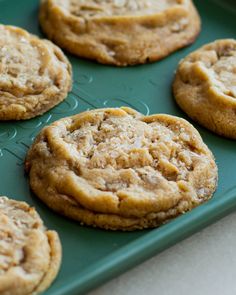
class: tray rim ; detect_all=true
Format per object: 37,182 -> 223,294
47,185 -> 236,295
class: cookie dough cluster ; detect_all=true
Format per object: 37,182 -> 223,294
4,0 -> 236,293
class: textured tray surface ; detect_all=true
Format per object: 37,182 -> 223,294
0,1 -> 236,294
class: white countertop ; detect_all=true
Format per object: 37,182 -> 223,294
89,212 -> 236,295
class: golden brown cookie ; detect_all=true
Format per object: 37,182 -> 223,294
0,25 -> 72,120
173,39 -> 236,139
25,107 -> 218,231
39,0 -> 201,66
0,197 -> 62,295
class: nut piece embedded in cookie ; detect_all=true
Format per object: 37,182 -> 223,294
0,197 -> 62,295
0,25 -> 72,120
173,39 -> 236,139
39,0 -> 201,66
25,107 -> 218,231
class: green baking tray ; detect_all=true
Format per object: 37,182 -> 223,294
0,1 -> 236,294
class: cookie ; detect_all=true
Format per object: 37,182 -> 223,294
173,39 -> 236,139
25,107 -> 217,231
39,0 -> 201,66
0,197 -> 62,295
0,25 -> 72,120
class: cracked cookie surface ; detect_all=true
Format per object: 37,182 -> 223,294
0,25 -> 72,120
39,0 -> 201,66
173,39 -> 236,139
0,197 -> 61,295
25,107 -> 217,230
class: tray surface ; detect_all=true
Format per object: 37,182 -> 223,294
0,1 -> 236,294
